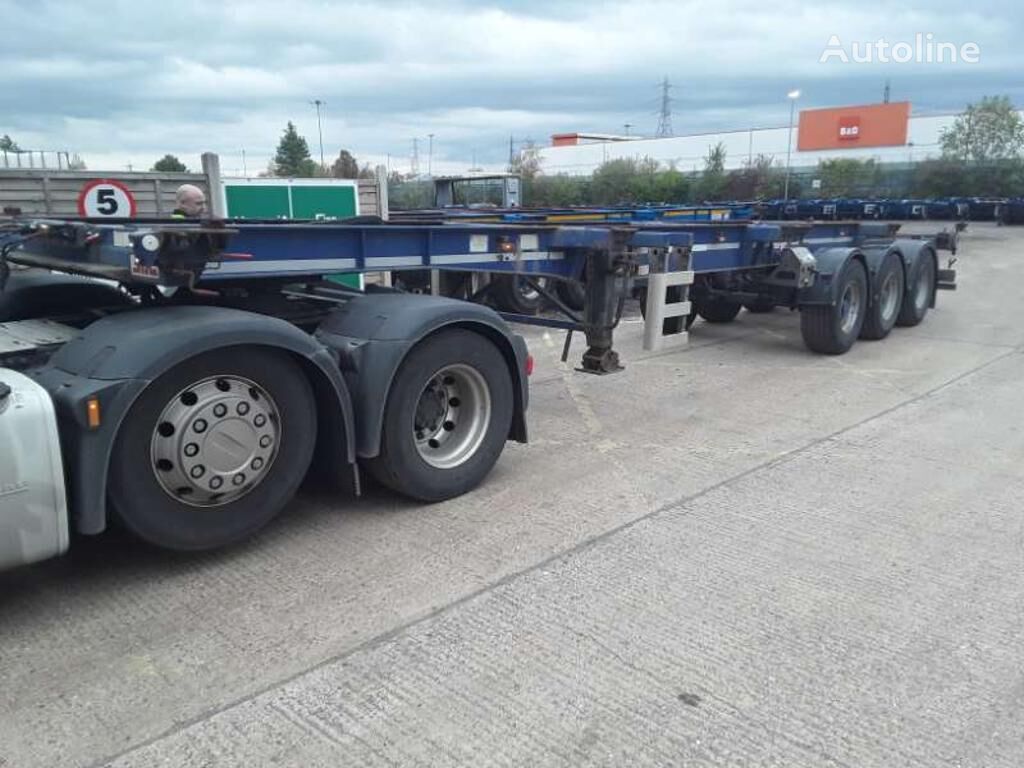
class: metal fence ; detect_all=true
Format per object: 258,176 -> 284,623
1,149 -> 85,171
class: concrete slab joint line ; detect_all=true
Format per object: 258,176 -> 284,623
86,344 -> 1018,768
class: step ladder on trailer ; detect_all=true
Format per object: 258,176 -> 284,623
640,242 -> 693,352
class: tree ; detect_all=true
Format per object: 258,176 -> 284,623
725,154 -> 784,200
274,121 -> 317,177
940,96 -> 1024,165
816,158 -> 881,197
152,154 -> 187,172
0,134 -> 19,152
527,173 -> 587,207
590,158 -> 644,205
330,149 -> 360,179
510,143 -> 542,180
695,142 -> 728,201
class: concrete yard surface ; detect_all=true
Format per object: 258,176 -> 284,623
2,222 -> 1023,767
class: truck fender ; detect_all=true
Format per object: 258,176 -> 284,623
315,293 -> 529,459
797,247 -> 868,307
888,239 -> 939,309
33,305 -> 356,535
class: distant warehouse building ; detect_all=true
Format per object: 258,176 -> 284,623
535,102 -> 1007,176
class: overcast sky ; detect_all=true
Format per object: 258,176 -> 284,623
3,0 -> 1021,175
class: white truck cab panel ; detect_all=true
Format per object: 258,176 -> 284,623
0,368 -> 69,570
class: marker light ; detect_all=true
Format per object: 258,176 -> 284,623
86,397 -> 101,429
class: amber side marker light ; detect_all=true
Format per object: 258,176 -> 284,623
86,397 -> 102,429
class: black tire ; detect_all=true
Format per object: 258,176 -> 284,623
108,347 -> 316,551
491,274 -> 546,314
743,298 -> 776,314
800,259 -> 868,354
555,279 -> 586,311
696,296 -> 742,324
637,285 -> 696,333
860,252 -> 905,340
365,329 -> 514,502
895,253 -> 936,327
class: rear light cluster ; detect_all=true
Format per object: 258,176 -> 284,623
525,355 -> 534,376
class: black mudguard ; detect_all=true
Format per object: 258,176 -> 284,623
315,293 -> 529,459
33,305 -> 356,535
797,247 -> 868,307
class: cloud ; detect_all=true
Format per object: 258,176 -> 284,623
2,0 -> 1021,173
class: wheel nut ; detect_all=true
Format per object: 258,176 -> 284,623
259,435 -> 272,448
251,457 -> 264,470
254,414 -> 266,427
194,419 -> 208,433
184,443 -> 199,457
233,473 -> 245,486
210,476 -> 223,490
190,465 -> 206,479
213,403 -> 227,417
237,402 -> 250,416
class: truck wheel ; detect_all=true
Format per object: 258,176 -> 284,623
696,297 -> 742,323
743,298 -> 776,314
366,329 -> 513,502
800,259 -> 867,354
108,347 -> 316,551
860,253 -> 905,340
895,252 -> 936,327
555,279 -> 586,311
491,275 -> 546,315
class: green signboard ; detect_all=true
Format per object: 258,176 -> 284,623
222,180 -> 358,220
221,179 -> 361,287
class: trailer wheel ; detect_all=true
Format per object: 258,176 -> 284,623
696,297 -> 742,323
895,252 -> 936,327
555,279 -> 586,311
491,275 -> 547,315
366,329 -> 513,501
800,259 -> 867,354
108,347 -> 316,551
743,298 -> 776,314
860,253 -> 905,340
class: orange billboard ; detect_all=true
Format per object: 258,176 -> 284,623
797,101 -> 910,151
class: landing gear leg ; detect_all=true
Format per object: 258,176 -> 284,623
579,233 -> 631,375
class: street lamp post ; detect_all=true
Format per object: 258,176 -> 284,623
783,89 -> 800,202
310,99 -> 326,169
428,133 -> 434,178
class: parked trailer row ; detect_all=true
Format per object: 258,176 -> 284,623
747,196 -> 1011,223
0,214 -> 956,570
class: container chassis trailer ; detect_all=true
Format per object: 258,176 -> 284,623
0,214 -> 957,570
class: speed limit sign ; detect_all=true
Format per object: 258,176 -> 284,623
77,179 -> 137,218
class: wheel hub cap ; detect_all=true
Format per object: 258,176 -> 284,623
839,281 -> 863,335
150,376 -> 280,507
413,364 -> 491,469
915,262 -> 933,310
880,271 -> 900,322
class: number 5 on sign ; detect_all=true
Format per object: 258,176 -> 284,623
77,179 -> 137,218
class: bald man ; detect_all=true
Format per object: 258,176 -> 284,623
172,184 -> 207,218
